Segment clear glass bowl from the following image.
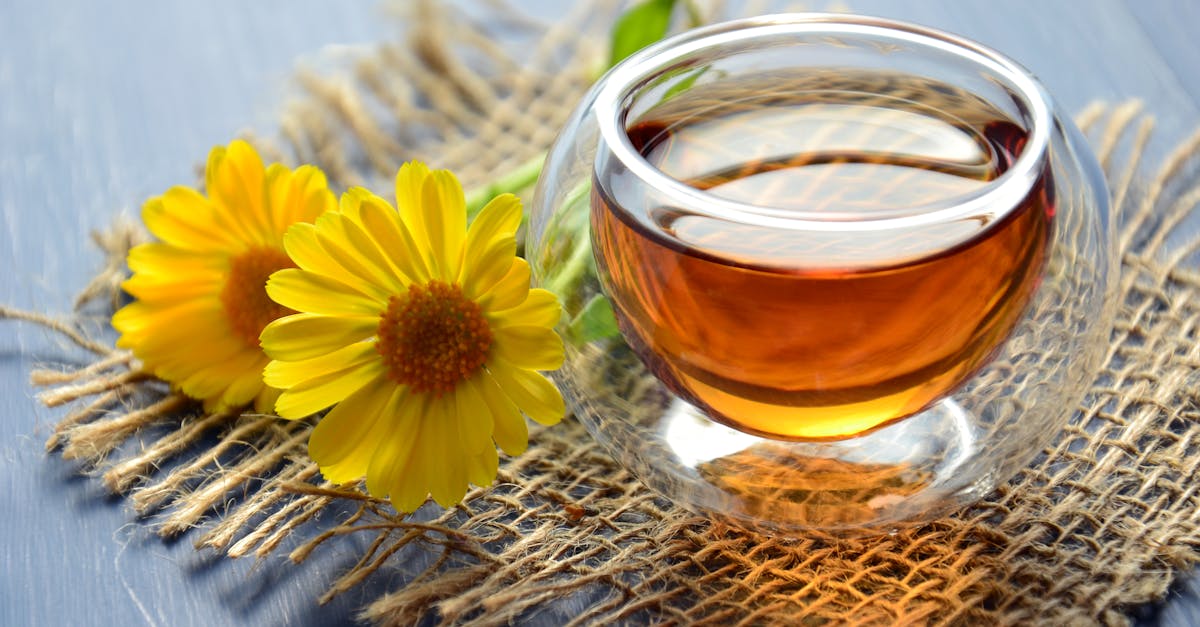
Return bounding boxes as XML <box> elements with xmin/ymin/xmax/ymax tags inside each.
<box><xmin>528</xmin><ymin>13</ymin><xmax>1115</xmax><ymax>534</ymax></box>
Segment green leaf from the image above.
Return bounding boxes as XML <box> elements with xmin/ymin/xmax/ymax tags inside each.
<box><xmin>568</xmin><ymin>294</ymin><xmax>621</xmax><ymax>344</ymax></box>
<box><xmin>608</xmin><ymin>0</ymin><xmax>677</xmax><ymax>69</ymax></box>
<box><xmin>660</xmin><ymin>65</ymin><xmax>709</xmax><ymax>103</ymax></box>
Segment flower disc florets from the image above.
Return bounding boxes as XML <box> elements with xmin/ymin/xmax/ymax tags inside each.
<box><xmin>376</xmin><ymin>281</ymin><xmax>492</xmax><ymax>395</ymax></box>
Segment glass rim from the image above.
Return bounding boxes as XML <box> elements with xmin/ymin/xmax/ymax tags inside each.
<box><xmin>593</xmin><ymin>13</ymin><xmax>1053</xmax><ymax>233</ymax></box>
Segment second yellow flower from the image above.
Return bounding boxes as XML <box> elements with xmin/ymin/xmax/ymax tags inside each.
<box><xmin>260</xmin><ymin>162</ymin><xmax>565</xmax><ymax>512</ymax></box>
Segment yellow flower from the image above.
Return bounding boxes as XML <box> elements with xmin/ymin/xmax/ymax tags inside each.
<box><xmin>260</xmin><ymin>162</ymin><xmax>565</xmax><ymax>512</ymax></box>
<box><xmin>113</xmin><ymin>140</ymin><xmax>337</xmax><ymax>412</ymax></box>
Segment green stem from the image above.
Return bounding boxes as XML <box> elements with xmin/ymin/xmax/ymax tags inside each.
<box><xmin>544</xmin><ymin>231</ymin><xmax>593</xmax><ymax>300</ymax></box>
<box><xmin>464</xmin><ymin>152</ymin><xmax>547</xmax><ymax>218</ymax></box>
<box><xmin>540</xmin><ymin>181</ymin><xmax>594</xmax><ymax>299</ymax></box>
<box><xmin>683</xmin><ymin>0</ymin><xmax>703</xmax><ymax>28</ymax></box>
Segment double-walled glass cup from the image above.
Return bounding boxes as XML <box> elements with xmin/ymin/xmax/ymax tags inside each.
<box><xmin>529</xmin><ymin>14</ymin><xmax>1114</xmax><ymax>534</ymax></box>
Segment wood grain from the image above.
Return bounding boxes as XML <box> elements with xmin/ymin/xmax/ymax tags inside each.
<box><xmin>0</xmin><ymin>2</ymin><xmax>395</xmax><ymax>625</ymax></box>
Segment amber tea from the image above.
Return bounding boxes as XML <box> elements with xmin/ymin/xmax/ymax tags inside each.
<box><xmin>592</xmin><ymin>70</ymin><xmax>1054</xmax><ymax>440</ymax></box>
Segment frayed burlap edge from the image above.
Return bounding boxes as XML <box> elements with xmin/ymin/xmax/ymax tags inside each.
<box><xmin>4</xmin><ymin>1</ymin><xmax>1200</xmax><ymax>625</ymax></box>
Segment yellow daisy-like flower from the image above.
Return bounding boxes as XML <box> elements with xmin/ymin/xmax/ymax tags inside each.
<box><xmin>260</xmin><ymin>161</ymin><xmax>565</xmax><ymax>512</ymax></box>
<box><xmin>113</xmin><ymin>140</ymin><xmax>337</xmax><ymax>412</ymax></box>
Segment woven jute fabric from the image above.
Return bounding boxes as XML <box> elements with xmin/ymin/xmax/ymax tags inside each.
<box><xmin>10</xmin><ymin>1</ymin><xmax>1200</xmax><ymax>625</ymax></box>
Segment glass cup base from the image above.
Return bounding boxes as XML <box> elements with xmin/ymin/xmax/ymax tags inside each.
<box><xmin>566</xmin><ymin>349</ymin><xmax>989</xmax><ymax>535</ymax></box>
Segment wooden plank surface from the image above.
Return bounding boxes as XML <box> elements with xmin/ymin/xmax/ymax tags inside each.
<box><xmin>0</xmin><ymin>2</ymin><xmax>399</xmax><ymax>625</ymax></box>
<box><xmin>1</xmin><ymin>1</ymin><xmax>1197</xmax><ymax>625</ymax></box>
<box><xmin>1127</xmin><ymin>0</ymin><xmax>1200</xmax><ymax>109</ymax></box>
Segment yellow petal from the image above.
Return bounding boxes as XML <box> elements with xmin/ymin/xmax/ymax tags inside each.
<box><xmin>263</xmin><ymin>341</ymin><xmax>377</xmax><ymax>389</ymax></box>
<box><xmin>426</xmin><ymin>396</ymin><xmax>468</xmax><ymax>508</ymax></box>
<box><xmin>316</xmin><ymin>456</ymin><xmax>362</xmax><ymax>485</ymax></box>
<box><xmin>126</xmin><ymin>242</ymin><xmax>226</xmax><ymax>277</ymax></box>
<box><xmin>460</xmin><ymin>235</ymin><xmax>515</xmax><ymax>300</ymax></box>
<box><xmin>260</xmin><ymin>313</ymin><xmax>378</xmax><ymax>361</ymax></box>
<box><xmin>335</xmin><ymin>185</ymin><xmax>369</xmax><ymax>222</ymax></box>
<box><xmin>113</xmin><ymin>300</ymin><xmax>223</xmax><ymax>345</ymax></box>
<box><xmin>293</xmin><ymin>164</ymin><xmax>338</xmax><ymax>225</ymax></box>
<box><xmin>220</xmin><ymin>362</ymin><xmax>269</xmax><ymax>409</ymax></box>
<box><xmin>460</xmin><ymin>193</ymin><xmax>521</xmax><ymax>289</ymax></box>
<box><xmin>486</xmin><ymin>359</ymin><xmax>565</xmax><ymax>426</ymax></box>
<box><xmin>111</xmin><ymin>300</ymin><xmax>174</xmax><ymax>337</ymax></box>
<box><xmin>466</xmin><ymin>193</ymin><xmax>522</xmax><ymax>247</ymax></box>
<box><xmin>453</xmin><ymin>376</ymin><xmax>494</xmax><ymax>454</ymax></box>
<box><xmin>313</xmin><ymin>212</ymin><xmax>401</xmax><ymax>296</ymax></box>
<box><xmin>491</xmin><ymin>326</ymin><xmax>564</xmax><ymax>371</ymax></box>
<box><xmin>487</xmin><ymin>289</ymin><xmax>562</xmax><ymax>330</ymax></box>
<box><xmin>395</xmin><ymin>161</ymin><xmax>431</xmax><ymax>216</ymax></box>
<box><xmin>273</xmin><ymin>361</ymin><xmax>386</xmax><ymax>419</ymax></box>
<box><xmin>283</xmin><ymin>222</ymin><xmax>351</xmax><ymax>278</ymax></box>
<box><xmin>391</xmin><ymin>409</ymin><xmax>433</xmax><ymax>512</ymax></box>
<box><xmin>308</xmin><ymin>375</ymin><xmax>396</xmax><ymax>469</ymax></box>
<box><xmin>283</xmin><ymin>222</ymin><xmax>390</xmax><ymax>302</ymax></box>
<box><xmin>394</xmin><ymin>161</ymin><xmax>434</xmax><ymax>268</ymax></box>
<box><xmin>266</xmin><ymin>269</ymin><xmax>383</xmax><ymax>317</ymax></box>
<box><xmin>327</xmin><ymin>201</ymin><xmax>408</xmax><ymax>291</ymax></box>
<box><xmin>122</xmin><ymin>273</ymin><xmax>222</xmax><ymax>304</ymax></box>
<box><xmin>419</xmin><ymin>170</ymin><xmax>467</xmax><ymax>280</ymax></box>
<box><xmin>353</xmin><ymin>189</ymin><xmax>431</xmax><ymax>284</ymax></box>
<box><xmin>364</xmin><ymin>390</ymin><xmax>424</xmax><ymax>498</ymax></box>
<box><xmin>141</xmin><ymin>189</ymin><xmax>231</xmax><ymax>251</ymax></box>
<box><xmin>205</xmin><ymin>140</ymin><xmax>270</xmax><ymax>245</ymax></box>
<box><xmin>141</xmin><ymin>335</ymin><xmax>248</xmax><ymax>381</ymax></box>
<box><xmin>477</xmin><ymin>258</ymin><xmax>531</xmax><ymax>312</ymax></box>
<box><xmin>135</xmin><ymin>321</ymin><xmax>243</xmax><ymax>368</ymax></box>
<box><xmin>464</xmin><ymin>444</ymin><xmax>499</xmax><ymax>489</ymax></box>
<box><xmin>265</xmin><ymin>163</ymin><xmax>335</xmax><ymax>235</ymax></box>
<box><xmin>254</xmin><ymin>385</ymin><xmax>283</xmax><ymax>415</ymax></box>
<box><xmin>178</xmin><ymin>367</ymin><xmax>234</xmax><ymax>403</ymax></box>
<box><xmin>318</xmin><ymin>388</ymin><xmax>403</xmax><ymax>485</ymax></box>
<box><xmin>263</xmin><ymin>163</ymin><xmax>297</xmax><ymax>236</ymax></box>
<box><xmin>202</xmin><ymin>394</ymin><xmax>223</xmax><ymax>414</ymax></box>
<box><xmin>176</xmin><ymin>348</ymin><xmax>261</xmax><ymax>404</ymax></box>
<box><xmin>477</xmin><ymin>370</ymin><xmax>528</xmax><ymax>456</ymax></box>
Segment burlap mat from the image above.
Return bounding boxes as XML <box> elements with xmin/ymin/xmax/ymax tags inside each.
<box><xmin>8</xmin><ymin>1</ymin><xmax>1200</xmax><ymax>625</ymax></box>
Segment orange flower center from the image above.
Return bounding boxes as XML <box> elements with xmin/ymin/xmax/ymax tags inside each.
<box><xmin>376</xmin><ymin>281</ymin><xmax>493</xmax><ymax>395</ymax></box>
<box><xmin>221</xmin><ymin>247</ymin><xmax>297</xmax><ymax>347</ymax></box>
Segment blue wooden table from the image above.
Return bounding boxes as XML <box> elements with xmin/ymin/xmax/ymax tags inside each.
<box><xmin>2</xmin><ymin>1</ymin><xmax>1197</xmax><ymax>624</ymax></box>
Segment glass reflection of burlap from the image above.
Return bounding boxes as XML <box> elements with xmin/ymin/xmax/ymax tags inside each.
<box><xmin>26</xmin><ymin>2</ymin><xmax>1200</xmax><ymax>624</ymax></box>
